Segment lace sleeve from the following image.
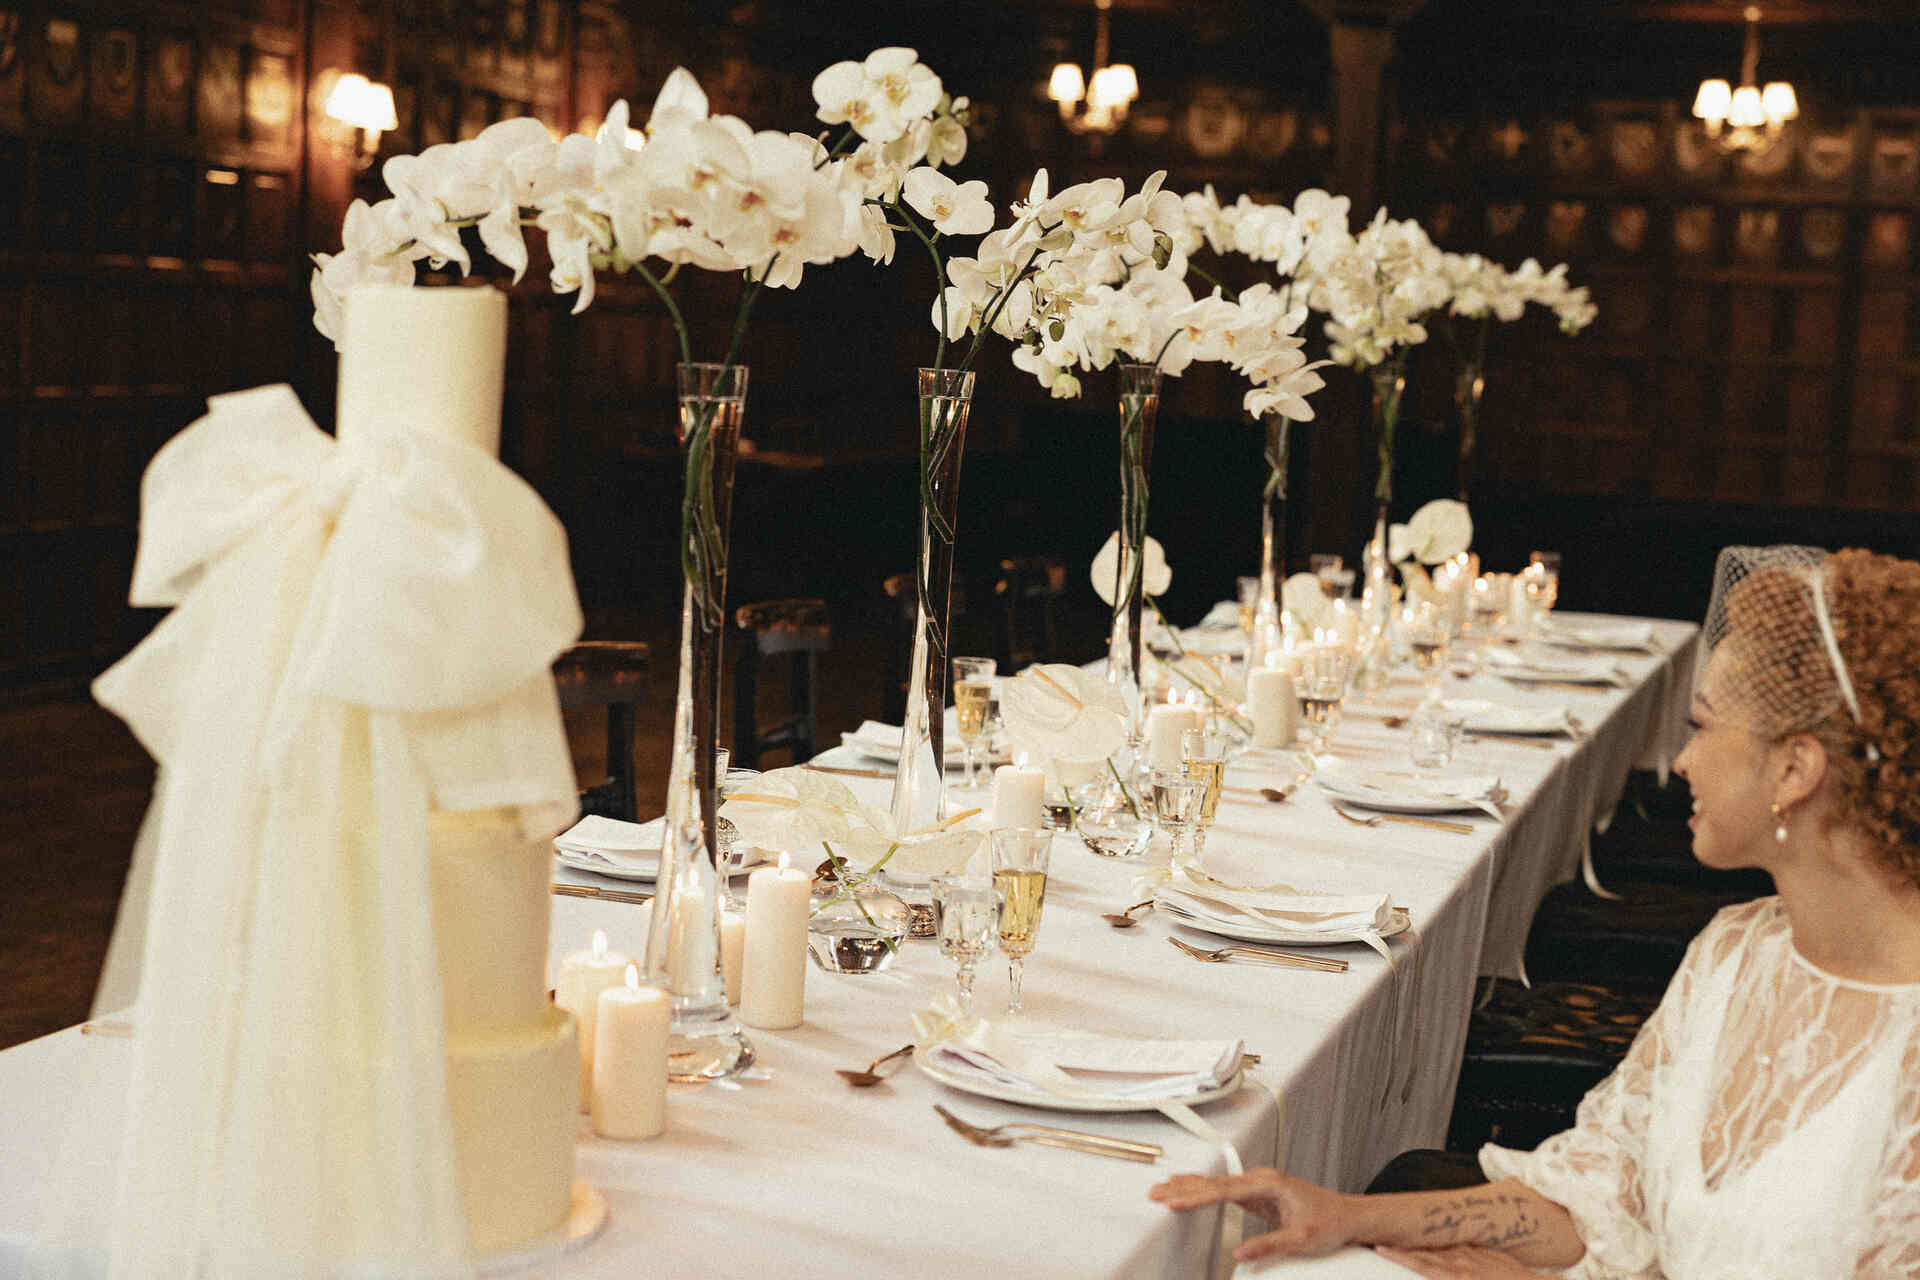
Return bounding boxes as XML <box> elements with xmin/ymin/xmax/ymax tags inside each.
<box><xmin>1853</xmin><ymin>1035</ymin><xmax>1920</xmax><ymax>1278</ymax></box>
<box><xmin>1476</xmin><ymin>911</ymin><xmax>1742</xmax><ymax>1279</ymax></box>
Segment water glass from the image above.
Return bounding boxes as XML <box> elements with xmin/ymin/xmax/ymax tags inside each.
<box><xmin>928</xmin><ymin>874</ymin><xmax>1001</xmax><ymax>1017</ymax></box>
<box><xmin>1403</xmin><ymin>601</ymin><xmax>1451</xmax><ymax>692</ymax></box>
<box><xmin>951</xmin><ymin>656</ymin><xmax>997</xmax><ymax>788</ymax></box>
<box><xmin>1523</xmin><ymin>554</ymin><xmax>1560</xmax><ymax>620</ymax></box>
<box><xmin>989</xmin><ymin>829</ymin><xmax>1053</xmax><ymax>1016</ymax></box>
<box><xmin>1409</xmin><ymin>705</ymin><xmax>1466</xmax><ymax>770</ymax></box>
<box><xmin>1151</xmin><ymin>768</ymin><xmax>1208</xmax><ymax>864</ymax></box>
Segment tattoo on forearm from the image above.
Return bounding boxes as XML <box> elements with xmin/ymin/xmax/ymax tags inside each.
<box><xmin>1417</xmin><ymin>1191</ymin><xmax>1540</xmax><ymax>1248</ymax></box>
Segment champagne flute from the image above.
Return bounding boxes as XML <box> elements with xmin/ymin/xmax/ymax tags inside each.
<box><xmin>928</xmin><ymin>874</ymin><xmax>1000</xmax><ymax>1017</ymax></box>
<box><xmin>989</xmin><ymin>828</ymin><xmax>1052</xmax><ymax>1017</ymax></box>
<box><xmin>1150</xmin><ymin>768</ymin><xmax>1207</xmax><ymax>864</ymax></box>
<box><xmin>1179</xmin><ymin>727</ymin><xmax>1227</xmax><ymax>857</ymax></box>
<box><xmin>951</xmin><ymin>656</ymin><xmax>997</xmax><ymax>789</ymax></box>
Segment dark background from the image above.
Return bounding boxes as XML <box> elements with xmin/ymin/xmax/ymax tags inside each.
<box><xmin>6</xmin><ymin>0</ymin><xmax>1920</xmax><ymax>698</ymax></box>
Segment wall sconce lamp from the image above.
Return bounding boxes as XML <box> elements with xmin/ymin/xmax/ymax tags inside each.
<box><xmin>1048</xmin><ymin>0</ymin><xmax>1138</xmax><ymax>135</ymax></box>
<box><xmin>320</xmin><ymin>71</ymin><xmax>400</xmax><ymax>170</ymax></box>
<box><xmin>1691</xmin><ymin>6</ymin><xmax>1798</xmax><ymax>153</ymax></box>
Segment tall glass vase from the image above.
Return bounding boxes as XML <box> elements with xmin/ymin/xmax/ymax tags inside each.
<box><xmin>1360</xmin><ymin>357</ymin><xmax>1406</xmax><ymax>636</ymax></box>
<box><xmin>1454</xmin><ymin>358</ymin><xmax>1485</xmax><ymax>501</ymax></box>
<box><xmin>890</xmin><ymin>367</ymin><xmax>975</xmax><ymax>835</ymax></box>
<box><xmin>646</xmin><ymin>361</ymin><xmax>753</xmax><ymax>1081</ymax></box>
<box><xmin>1105</xmin><ymin>363</ymin><xmax>1161</xmax><ymax>739</ymax></box>
<box><xmin>1249</xmin><ymin>413</ymin><xmax>1290</xmax><ymax>670</ymax></box>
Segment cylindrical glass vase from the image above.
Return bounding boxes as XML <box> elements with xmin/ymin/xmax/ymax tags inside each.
<box><xmin>647</xmin><ymin>361</ymin><xmax>753</xmax><ymax>1081</ymax></box>
<box><xmin>890</xmin><ymin>367</ymin><xmax>975</xmax><ymax>835</ymax></box>
<box><xmin>1104</xmin><ymin>362</ymin><xmax>1162</xmax><ymax>740</ymax></box>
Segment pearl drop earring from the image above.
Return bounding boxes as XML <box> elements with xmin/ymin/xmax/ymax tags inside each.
<box><xmin>1771</xmin><ymin>801</ymin><xmax>1787</xmax><ymax>844</ymax></box>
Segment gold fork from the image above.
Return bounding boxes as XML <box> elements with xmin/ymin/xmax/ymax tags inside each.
<box><xmin>932</xmin><ymin>1105</ymin><xmax>1162</xmax><ymax>1162</ymax></box>
<box><xmin>1330</xmin><ymin>803</ymin><xmax>1474</xmax><ymax>835</ymax></box>
<box><xmin>1167</xmin><ymin>935</ymin><xmax>1348</xmax><ymax>972</ymax></box>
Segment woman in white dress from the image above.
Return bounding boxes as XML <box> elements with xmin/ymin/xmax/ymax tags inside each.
<box><xmin>1150</xmin><ymin>546</ymin><xmax>1920</xmax><ymax>1278</ymax></box>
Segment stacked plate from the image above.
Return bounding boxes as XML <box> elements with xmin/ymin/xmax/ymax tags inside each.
<box><xmin>1443</xmin><ymin>697</ymin><xmax>1578</xmax><ymax>736</ymax></box>
<box><xmin>1156</xmin><ymin>869</ymin><xmax>1407</xmax><ymax>947</ymax></box>
<box><xmin>1538</xmin><ymin>618</ymin><xmax>1659</xmax><ymax>651</ymax></box>
<box><xmin>1482</xmin><ymin>646</ymin><xmax>1626</xmax><ymax>685</ymax></box>
<box><xmin>1315</xmin><ymin>759</ymin><xmax>1506</xmax><ymax>817</ymax></box>
<box><xmin>553</xmin><ymin>814</ymin><xmax>765</xmax><ymax>881</ymax></box>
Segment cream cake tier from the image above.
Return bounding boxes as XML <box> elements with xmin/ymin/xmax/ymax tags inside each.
<box><xmin>429</xmin><ymin>807</ymin><xmax>578</xmax><ymax>1255</ymax></box>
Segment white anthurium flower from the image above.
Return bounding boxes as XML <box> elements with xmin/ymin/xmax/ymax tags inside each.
<box><xmin>1090</xmin><ymin>532</ymin><xmax>1171</xmax><ymax>606</ymax></box>
<box><xmin>1282</xmin><ymin>572</ymin><xmax>1333</xmax><ymax>631</ymax></box>
<box><xmin>1391</xmin><ymin>498</ymin><xmax>1474</xmax><ymax>565</ymax></box>
<box><xmin>716</xmin><ymin>766</ymin><xmax>860</xmax><ymax>859</ymax></box>
<box><xmin>839</xmin><ymin>805</ymin><xmax>986</xmax><ymax>878</ymax></box>
<box><xmin>901</xmin><ymin>168</ymin><xmax>993</xmax><ymax>237</ymax></box>
<box><xmin>1001</xmin><ymin>662</ymin><xmax>1128</xmax><ymax>764</ymax></box>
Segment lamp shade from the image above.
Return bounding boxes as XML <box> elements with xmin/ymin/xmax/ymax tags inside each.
<box><xmin>1104</xmin><ymin>63</ymin><xmax>1139</xmax><ymax>105</ymax></box>
<box><xmin>1728</xmin><ymin>84</ymin><xmax>1766</xmax><ymax>129</ymax></box>
<box><xmin>1692</xmin><ymin>78</ymin><xmax>1732</xmax><ymax>122</ymax></box>
<box><xmin>1761</xmin><ymin>81</ymin><xmax>1798</xmax><ymax>122</ymax></box>
<box><xmin>1048</xmin><ymin>62</ymin><xmax>1085</xmax><ymax>105</ymax></box>
<box><xmin>324</xmin><ymin>73</ymin><xmax>398</xmax><ymax>133</ymax></box>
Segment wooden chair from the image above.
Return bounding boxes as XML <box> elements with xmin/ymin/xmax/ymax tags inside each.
<box><xmin>992</xmin><ymin>554</ymin><xmax>1067</xmax><ymax>673</ymax></box>
<box><xmin>551</xmin><ymin>640</ymin><xmax>651</xmax><ymax>823</ymax></box>
<box><xmin>732</xmin><ymin>598</ymin><xmax>832</xmax><ymax>770</ymax></box>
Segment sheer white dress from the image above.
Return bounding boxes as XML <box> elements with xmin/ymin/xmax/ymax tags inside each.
<box><xmin>1480</xmin><ymin>897</ymin><xmax>1920</xmax><ymax>1279</ymax></box>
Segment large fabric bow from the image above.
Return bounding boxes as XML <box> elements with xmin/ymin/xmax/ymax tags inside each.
<box><xmin>63</xmin><ymin>384</ymin><xmax>582</xmax><ymax>1279</ymax></box>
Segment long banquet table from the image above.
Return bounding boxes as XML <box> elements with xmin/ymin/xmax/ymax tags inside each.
<box><xmin>0</xmin><ymin>613</ymin><xmax>1698</xmax><ymax>1278</ymax></box>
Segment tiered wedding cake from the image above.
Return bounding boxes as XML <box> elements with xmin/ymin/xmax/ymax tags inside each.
<box><xmin>339</xmin><ymin>284</ymin><xmax>579</xmax><ymax>1255</ymax></box>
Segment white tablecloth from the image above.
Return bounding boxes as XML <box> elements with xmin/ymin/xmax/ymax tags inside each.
<box><xmin>0</xmin><ymin>613</ymin><xmax>1697</xmax><ymax>1279</ymax></box>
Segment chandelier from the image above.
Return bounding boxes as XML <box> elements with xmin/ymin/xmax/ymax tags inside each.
<box><xmin>1691</xmin><ymin>5</ymin><xmax>1798</xmax><ymax>152</ymax></box>
<box><xmin>1048</xmin><ymin>0</ymin><xmax>1138</xmax><ymax>135</ymax></box>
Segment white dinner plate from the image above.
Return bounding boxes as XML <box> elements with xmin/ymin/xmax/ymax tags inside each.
<box><xmin>913</xmin><ymin>1046</ymin><xmax>1243</xmax><ymax>1114</ymax></box>
<box><xmin>1442</xmin><ymin>698</ymin><xmax>1574</xmax><ymax>736</ymax></box>
<box><xmin>1159</xmin><ymin>900</ymin><xmax>1411</xmax><ymax>948</ymax></box>
<box><xmin>1315</xmin><ymin>767</ymin><xmax>1503</xmax><ymax>815</ymax></box>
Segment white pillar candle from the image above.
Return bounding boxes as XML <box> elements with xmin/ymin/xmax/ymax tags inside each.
<box><xmin>1146</xmin><ymin>702</ymin><xmax>1202</xmax><ymax>770</ymax></box>
<box><xmin>591</xmin><ymin>965</ymin><xmax>669</xmax><ymax>1141</ymax></box>
<box><xmin>720</xmin><ymin>907</ymin><xmax>747</xmax><ymax>1005</ymax></box>
<box><xmin>741</xmin><ymin>854</ymin><xmax>809</xmax><ymax>1030</ymax></box>
<box><xmin>555</xmin><ymin>930</ymin><xmax>632</xmax><ymax>1111</ymax></box>
<box><xmin>1248</xmin><ymin>664</ymin><xmax>1299</xmax><ymax>749</ymax></box>
<box><xmin>1509</xmin><ymin>576</ymin><xmax>1534</xmax><ymax>629</ymax></box>
<box><xmin>991</xmin><ymin>762</ymin><xmax>1046</xmax><ymax>829</ymax></box>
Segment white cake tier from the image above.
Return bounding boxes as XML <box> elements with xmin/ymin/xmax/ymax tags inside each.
<box><xmin>338</xmin><ymin>283</ymin><xmax>507</xmax><ymax>455</ymax></box>
<box><xmin>428</xmin><ymin>807</ymin><xmax>553</xmax><ymax>1035</ymax></box>
<box><xmin>447</xmin><ymin>1006</ymin><xmax>580</xmax><ymax>1255</ymax></box>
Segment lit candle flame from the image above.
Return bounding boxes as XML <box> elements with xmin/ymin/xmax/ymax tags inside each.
<box><xmin>592</xmin><ymin>930</ymin><xmax>608</xmax><ymax>961</ymax></box>
<box><xmin>624</xmin><ymin>963</ymin><xmax>640</xmax><ymax>990</ymax></box>
<box><xmin>778</xmin><ymin>851</ymin><xmax>790</xmax><ymax>872</ymax></box>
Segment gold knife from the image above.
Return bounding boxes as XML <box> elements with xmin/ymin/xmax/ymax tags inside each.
<box><xmin>1376</xmin><ymin>813</ymin><xmax>1476</xmax><ymax>834</ymax></box>
<box><xmin>803</xmin><ymin>762</ymin><xmax>895</xmax><ymax>780</ymax></box>
<box><xmin>552</xmin><ymin>882</ymin><xmax>653</xmax><ymax>906</ymax></box>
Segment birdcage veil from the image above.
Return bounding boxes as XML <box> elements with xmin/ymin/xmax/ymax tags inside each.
<box><xmin>1700</xmin><ymin>544</ymin><xmax>1865</xmax><ymax>739</ymax></box>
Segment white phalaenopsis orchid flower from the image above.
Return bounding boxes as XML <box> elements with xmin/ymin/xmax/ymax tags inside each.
<box><xmin>1000</xmin><ymin>663</ymin><xmax>1128</xmax><ymax>764</ymax></box>
<box><xmin>901</xmin><ymin>168</ymin><xmax>993</xmax><ymax>237</ymax></box>
<box><xmin>1388</xmin><ymin>498</ymin><xmax>1474</xmax><ymax>565</ymax></box>
<box><xmin>1090</xmin><ymin>532</ymin><xmax>1171</xmax><ymax>606</ymax></box>
<box><xmin>811</xmin><ymin>47</ymin><xmax>943</xmax><ymax>144</ymax></box>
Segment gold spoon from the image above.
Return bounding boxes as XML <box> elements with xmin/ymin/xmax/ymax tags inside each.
<box><xmin>1260</xmin><ymin>785</ymin><xmax>1296</xmax><ymax>803</ymax></box>
<box><xmin>836</xmin><ymin>1042</ymin><xmax>916</xmax><ymax>1087</ymax></box>
<box><xmin>1102</xmin><ymin>899</ymin><xmax>1156</xmax><ymax>928</ymax></box>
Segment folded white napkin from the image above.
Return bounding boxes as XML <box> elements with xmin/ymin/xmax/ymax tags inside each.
<box><xmin>1179</xmin><ymin>626</ymin><xmax>1249</xmax><ymax>655</ymax></box>
<box><xmin>843</xmin><ymin>715</ymin><xmax>989</xmax><ymax>766</ymax></box>
<box><xmin>1157</xmin><ymin>867</ymin><xmax>1392</xmax><ymax>937</ymax></box>
<box><xmin>1200</xmin><ymin>600</ymin><xmax>1243</xmax><ymax>630</ymax></box>
<box><xmin>914</xmin><ymin>999</ymin><xmax>1242</xmax><ymax>1103</ymax></box>
<box><xmin>1442</xmin><ymin>697</ymin><xmax>1575</xmax><ymax>735</ymax></box>
<box><xmin>1482</xmin><ymin>647</ymin><xmax>1624</xmax><ymax>684</ymax></box>
<box><xmin>553</xmin><ymin>815</ymin><xmax>665</xmax><ymax>871</ymax></box>
<box><xmin>1539</xmin><ymin>619</ymin><xmax>1658</xmax><ymax>651</ymax></box>
<box><xmin>555</xmin><ymin>814</ymin><xmax>761</xmax><ymax>874</ymax></box>
<box><xmin>1316</xmin><ymin>760</ymin><xmax>1505</xmax><ymax>817</ymax></box>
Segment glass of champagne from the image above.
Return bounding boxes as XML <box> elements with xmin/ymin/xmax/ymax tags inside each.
<box><xmin>1151</xmin><ymin>768</ymin><xmax>1208</xmax><ymax>864</ymax></box>
<box><xmin>1298</xmin><ymin>644</ymin><xmax>1354</xmax><ymax>761</ymax></box>
<box><xmin>1179</xmin><ymin>727</ymin><xmax>1227</xmax><ymax>857</ymax></box>
<box><xmin>1404</xmin><ymin>601</ymin><xmax>1450</xmax><ymax>693</ymax></box>
<box><xmin>928</xmin><ymin>874</ymin><xmax>1000</xmax><ymax>1017</ymax></box>
<box><xmin>951</xmin><ymin>656</ymin><xmax>996</xmax><ymax>789</ymax></box>
<box><xmin>989</xmin><ymin>828</ymin><xmax>1052</xmax><ymax>1017</ymax></box>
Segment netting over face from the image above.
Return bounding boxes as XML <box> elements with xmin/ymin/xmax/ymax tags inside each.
<box><xmin>1700</xmin><ymin>545</ymin><xmax>1850</xmax><ymax>740</ymax></box>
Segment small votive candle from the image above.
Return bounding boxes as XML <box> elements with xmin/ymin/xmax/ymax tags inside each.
<box><xmin>741</xmin><ymin>853</ymin><xmax>809</xmax><ymax>1030</ymax></box>
<box><xmin>591</xmin><ymin>964</ymin><xmax>669</xmax><ymax>1141</ymax></box>
<box><xmin>556</xmin><ymin>930</ymin><xmax>631</xmax><ymax>1111</ymax></box>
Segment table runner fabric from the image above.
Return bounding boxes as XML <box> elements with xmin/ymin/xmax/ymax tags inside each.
<box><xmin>0</xmin><ymin>612</ymin><xmax>1696</xmax><ymax>1279</ymax></box>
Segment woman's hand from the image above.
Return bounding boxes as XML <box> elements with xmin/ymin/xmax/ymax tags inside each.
<box><xmin>1376</xmin><ymin>1245</ymin><xmax>1547</xmax><ymax>1277</ymax></box>
<box><xmin>1148</xmin><ymin>1169</ymin><xmax>1354</xmax><ymax>1262</ymax></box>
